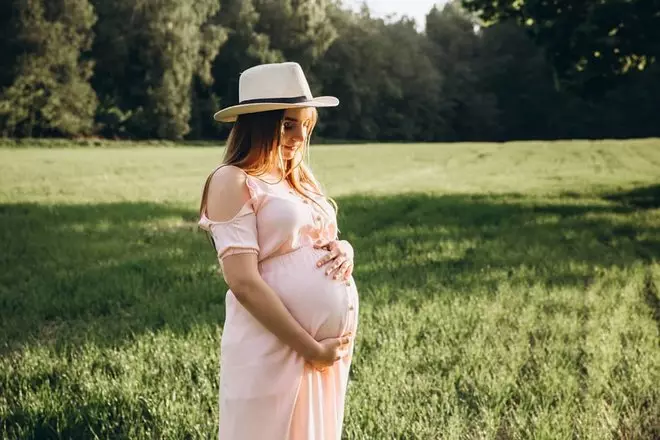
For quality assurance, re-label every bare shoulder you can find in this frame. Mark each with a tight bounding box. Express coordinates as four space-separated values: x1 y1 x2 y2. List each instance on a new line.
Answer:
205 165 252 222
209 165 248 191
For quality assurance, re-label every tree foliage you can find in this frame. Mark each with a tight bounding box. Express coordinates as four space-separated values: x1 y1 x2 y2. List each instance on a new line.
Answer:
313 8 442 140
254 0 337 72
0 0 658 140
461 0 660 94
0 0 98 137
91 0 225 139
426 3 500 141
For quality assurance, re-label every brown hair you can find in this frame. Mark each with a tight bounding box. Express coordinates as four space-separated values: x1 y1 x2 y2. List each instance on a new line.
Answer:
199 108 337 220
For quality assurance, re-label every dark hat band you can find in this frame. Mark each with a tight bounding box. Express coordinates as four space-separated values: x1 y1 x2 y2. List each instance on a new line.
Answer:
239 95 309 105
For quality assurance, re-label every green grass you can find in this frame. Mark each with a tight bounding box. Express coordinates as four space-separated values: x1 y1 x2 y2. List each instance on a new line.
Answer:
1 139 659 439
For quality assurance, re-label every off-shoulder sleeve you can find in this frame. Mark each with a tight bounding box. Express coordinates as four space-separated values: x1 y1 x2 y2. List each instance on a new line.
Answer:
198 175 261 261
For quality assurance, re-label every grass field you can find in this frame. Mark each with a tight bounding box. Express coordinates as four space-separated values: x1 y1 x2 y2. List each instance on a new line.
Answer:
1 139 659 439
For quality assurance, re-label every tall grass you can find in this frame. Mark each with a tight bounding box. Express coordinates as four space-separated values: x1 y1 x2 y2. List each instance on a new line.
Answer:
1 139 659 439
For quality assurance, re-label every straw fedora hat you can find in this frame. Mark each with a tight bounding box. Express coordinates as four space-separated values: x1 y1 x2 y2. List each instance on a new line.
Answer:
213 62 339 122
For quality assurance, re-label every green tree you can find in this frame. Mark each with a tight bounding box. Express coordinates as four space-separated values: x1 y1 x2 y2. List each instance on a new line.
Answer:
205 0 282 138
475 21 561 140
0 0 98 137
253 0 337 72
312 6 444 141
461 0 660 94
0 2 20 91
425 3 499 141
91 0 225 139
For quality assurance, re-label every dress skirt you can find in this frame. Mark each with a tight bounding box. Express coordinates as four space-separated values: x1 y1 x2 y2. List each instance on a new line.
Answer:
218 246 359 440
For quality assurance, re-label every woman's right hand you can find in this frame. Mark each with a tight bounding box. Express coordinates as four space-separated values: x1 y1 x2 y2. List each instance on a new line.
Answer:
305 333 353 371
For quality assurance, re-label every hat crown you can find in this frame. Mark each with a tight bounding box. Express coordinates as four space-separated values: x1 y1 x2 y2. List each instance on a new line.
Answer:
239 62 313 103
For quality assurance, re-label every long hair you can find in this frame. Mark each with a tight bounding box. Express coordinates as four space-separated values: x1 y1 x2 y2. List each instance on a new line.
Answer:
199 108 337 220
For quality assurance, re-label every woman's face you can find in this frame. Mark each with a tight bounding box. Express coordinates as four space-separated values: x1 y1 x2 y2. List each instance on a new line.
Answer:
280 107 315 161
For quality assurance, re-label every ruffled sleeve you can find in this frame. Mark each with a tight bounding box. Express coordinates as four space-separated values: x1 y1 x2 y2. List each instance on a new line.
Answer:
198 175 262 261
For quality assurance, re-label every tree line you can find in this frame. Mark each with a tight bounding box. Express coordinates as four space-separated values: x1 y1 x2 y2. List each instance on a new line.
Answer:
1 0 658 142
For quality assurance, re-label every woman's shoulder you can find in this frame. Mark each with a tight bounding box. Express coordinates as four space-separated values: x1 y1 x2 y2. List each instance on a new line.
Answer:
208 164 249 185
205 165 256 222
209 164 270 195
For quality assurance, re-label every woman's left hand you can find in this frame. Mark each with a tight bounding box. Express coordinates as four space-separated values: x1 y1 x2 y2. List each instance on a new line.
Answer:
314 240 354 281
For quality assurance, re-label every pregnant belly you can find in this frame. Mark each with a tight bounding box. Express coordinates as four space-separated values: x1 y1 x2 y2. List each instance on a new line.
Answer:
259 246 359 341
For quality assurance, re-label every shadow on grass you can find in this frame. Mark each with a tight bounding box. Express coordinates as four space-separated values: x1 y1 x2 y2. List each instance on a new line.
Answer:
604 183 660 209
1 187 658 352
0 202 222 353
5 393 155 439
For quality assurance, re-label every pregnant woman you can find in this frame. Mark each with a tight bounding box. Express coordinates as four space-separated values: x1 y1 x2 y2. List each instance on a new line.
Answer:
198 62 359 440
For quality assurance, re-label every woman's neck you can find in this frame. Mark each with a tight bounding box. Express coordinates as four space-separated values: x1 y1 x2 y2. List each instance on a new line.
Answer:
259 165 288 183
266 164 288 179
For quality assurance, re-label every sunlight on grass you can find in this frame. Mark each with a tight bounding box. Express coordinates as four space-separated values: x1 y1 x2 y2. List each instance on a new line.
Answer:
1 140 659 438
2 139 660 204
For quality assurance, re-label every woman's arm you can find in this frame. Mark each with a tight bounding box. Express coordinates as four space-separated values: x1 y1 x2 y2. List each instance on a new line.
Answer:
222 253 323 360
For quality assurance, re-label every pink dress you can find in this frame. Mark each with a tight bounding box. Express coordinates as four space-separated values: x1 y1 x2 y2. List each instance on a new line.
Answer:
198 165 359 440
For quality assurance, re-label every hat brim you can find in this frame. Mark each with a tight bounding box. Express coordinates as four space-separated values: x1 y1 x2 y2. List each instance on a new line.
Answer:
213 96 339 122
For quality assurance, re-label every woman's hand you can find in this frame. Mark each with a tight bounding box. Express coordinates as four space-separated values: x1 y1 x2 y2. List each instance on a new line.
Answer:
314 240 354 281
305 333 353 371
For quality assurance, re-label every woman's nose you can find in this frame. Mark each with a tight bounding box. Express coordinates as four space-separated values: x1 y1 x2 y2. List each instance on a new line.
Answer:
291 125 305 141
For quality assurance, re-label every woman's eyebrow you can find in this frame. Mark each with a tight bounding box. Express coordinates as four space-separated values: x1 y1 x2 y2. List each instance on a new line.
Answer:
284 117 299 122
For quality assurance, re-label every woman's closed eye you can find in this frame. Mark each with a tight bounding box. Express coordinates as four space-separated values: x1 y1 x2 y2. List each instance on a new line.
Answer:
284 120 311 131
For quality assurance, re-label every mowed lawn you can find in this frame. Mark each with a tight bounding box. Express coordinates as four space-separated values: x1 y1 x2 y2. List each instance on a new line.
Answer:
1 139 659 439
